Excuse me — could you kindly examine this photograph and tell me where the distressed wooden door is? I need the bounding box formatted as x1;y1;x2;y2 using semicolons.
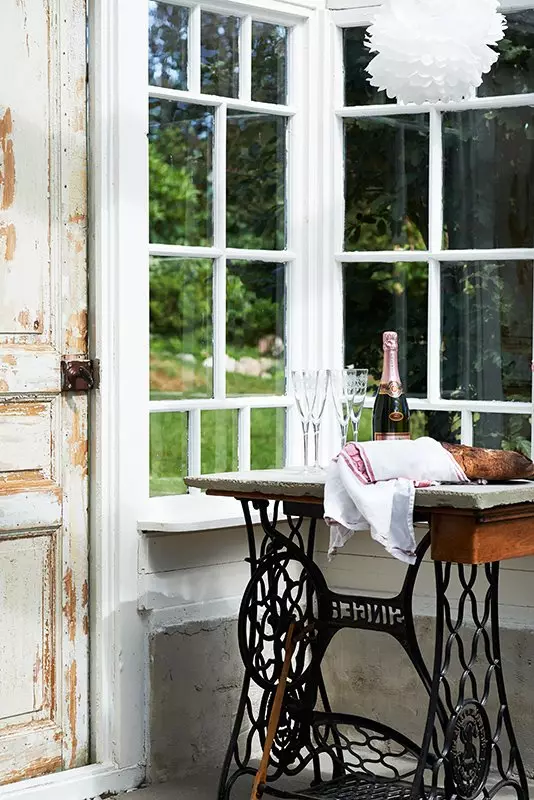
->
0;0;89;783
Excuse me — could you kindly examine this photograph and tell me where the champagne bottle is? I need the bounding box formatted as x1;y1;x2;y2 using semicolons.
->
372;331;410;441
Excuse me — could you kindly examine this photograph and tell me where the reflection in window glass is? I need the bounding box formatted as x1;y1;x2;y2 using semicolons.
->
251;408;285;469
201;410;238;473
474;414;531;456
410;411;461;443
201;12;240;97
150;412;188;496
148;2;188;90
149;100;214;246
443;108;534;249
227;111;286;249
479;11;534;97
149;258;213;399
343;28;394;107
251;22;287;104
343;263;428;397
226;262;286;396
344;115;429;251
441;262;533;402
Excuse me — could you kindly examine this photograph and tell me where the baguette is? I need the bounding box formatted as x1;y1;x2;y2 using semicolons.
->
441;442;534;481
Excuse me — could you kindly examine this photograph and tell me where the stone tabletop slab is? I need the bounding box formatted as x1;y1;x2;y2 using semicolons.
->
185;469;326;499
184;468;534;511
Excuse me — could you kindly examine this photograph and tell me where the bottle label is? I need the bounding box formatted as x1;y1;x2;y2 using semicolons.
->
389;411;404;422
374;433;411;441
378;380;403;398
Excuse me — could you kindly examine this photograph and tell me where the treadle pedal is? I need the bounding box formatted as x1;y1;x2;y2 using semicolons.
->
291;774;416;800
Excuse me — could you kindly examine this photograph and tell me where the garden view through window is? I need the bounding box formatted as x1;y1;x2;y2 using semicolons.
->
149;2;534;496
149;1;289;495
342;9;534;453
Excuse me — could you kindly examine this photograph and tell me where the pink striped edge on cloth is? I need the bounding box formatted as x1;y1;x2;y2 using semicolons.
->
323;437;468;564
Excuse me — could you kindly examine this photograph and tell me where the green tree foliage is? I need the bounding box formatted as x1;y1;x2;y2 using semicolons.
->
149;8;534;452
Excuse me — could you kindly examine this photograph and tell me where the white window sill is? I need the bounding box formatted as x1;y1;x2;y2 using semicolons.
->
137;493;262;534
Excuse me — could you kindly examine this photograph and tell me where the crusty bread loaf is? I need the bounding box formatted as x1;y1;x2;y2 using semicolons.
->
441;442;534;481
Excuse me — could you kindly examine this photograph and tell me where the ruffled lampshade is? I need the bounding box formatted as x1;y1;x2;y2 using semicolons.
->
365;0;507;104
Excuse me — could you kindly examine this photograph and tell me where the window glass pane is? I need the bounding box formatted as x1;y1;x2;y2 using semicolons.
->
479;11;534;97
251;408;285;469
201;410;238;473
201;12;240;97
150;412;188;496
410;411;461;443
343;263;428;397
443;108;534;249
474;414;531;456
344;115;429;251
150;258;213;399
356;408;373;442
343;28;394;107
148;2;188;90
441;262;533;402
226;261;285;396
252;22;287;104
227;112;286;249
149;100;213;246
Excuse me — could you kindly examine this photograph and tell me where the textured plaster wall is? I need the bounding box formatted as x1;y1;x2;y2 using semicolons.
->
148;613;534;783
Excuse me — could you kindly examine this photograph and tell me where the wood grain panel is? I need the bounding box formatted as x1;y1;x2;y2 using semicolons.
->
0;483;61;532
0;401;51;473
0;350;59;394
0;532;55;723
430;505;534;564
0;2;50;338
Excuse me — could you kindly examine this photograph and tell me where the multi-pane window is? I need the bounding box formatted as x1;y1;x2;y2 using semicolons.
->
148;1;292;495
339;7;534;455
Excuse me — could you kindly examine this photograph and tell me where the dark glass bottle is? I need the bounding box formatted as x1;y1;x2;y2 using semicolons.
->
372;331;410;440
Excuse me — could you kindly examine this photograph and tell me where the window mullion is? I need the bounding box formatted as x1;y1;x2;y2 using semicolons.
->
240;16;252;101
461;410;474;447
238;407;251;470
188;409;202;493
213;101;227;399
531;283;534;459
189;5;202;93
427;107;442;405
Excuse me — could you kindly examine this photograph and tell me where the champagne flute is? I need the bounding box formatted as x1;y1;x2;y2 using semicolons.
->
329;369;356;450
308;370;329;471
346;368;368;442
291;370;312;469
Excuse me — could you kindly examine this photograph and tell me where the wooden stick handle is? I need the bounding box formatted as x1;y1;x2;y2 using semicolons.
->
250;622;296;800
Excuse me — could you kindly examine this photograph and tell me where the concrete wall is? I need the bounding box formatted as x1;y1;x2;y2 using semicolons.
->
142;521;534;784
149;618;242;783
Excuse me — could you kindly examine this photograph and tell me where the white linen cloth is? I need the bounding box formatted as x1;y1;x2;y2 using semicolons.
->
323;437;468;564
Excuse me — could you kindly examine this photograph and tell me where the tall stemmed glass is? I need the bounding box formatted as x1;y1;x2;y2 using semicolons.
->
329;369;356;450
291;370;312;469
292;370;328;470
309;370;329;471
347;368;369;442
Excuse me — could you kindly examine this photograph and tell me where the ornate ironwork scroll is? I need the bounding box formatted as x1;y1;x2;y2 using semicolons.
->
217;499;529;800
412;561;529;800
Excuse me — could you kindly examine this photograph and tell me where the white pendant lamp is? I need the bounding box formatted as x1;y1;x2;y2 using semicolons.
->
365;0;507;105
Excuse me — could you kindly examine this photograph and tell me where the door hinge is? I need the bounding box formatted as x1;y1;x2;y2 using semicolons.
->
61;359;100;392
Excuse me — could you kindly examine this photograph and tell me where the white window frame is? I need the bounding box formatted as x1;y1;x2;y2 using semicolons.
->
328;0;534;456
148;0;331;488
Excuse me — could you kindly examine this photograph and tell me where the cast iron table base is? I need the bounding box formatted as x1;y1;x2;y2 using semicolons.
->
216;497;529;800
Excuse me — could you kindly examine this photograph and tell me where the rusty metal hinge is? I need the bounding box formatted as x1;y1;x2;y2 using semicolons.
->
61;359;99;392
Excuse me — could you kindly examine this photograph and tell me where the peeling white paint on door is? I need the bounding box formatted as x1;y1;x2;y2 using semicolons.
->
0;0;89;785
0;402;51;473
